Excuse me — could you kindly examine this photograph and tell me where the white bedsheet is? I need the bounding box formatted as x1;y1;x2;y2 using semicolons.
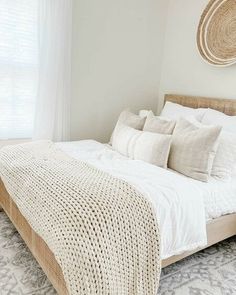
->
56;140;236;259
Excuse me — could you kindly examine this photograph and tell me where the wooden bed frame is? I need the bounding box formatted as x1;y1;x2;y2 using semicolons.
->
1;94;236;295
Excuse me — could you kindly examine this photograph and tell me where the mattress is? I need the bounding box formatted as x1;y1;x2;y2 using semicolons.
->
57;140;236;259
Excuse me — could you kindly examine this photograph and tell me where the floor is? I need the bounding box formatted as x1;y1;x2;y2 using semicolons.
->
0;211;236;295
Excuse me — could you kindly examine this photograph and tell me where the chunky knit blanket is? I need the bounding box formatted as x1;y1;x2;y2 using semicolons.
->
0;141;160;295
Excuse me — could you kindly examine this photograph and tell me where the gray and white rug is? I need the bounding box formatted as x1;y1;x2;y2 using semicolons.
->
0;211;236;295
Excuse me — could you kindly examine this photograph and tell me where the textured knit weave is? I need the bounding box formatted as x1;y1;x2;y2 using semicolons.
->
0;141;160;295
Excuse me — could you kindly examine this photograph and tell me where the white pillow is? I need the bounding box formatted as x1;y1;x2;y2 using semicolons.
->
188;116;236;181
202;108;236;133
161;101;206;121
211;131;236;181
169;118;222;182
233;167;236;179
110;109;146;144
194;111;236;181
143;112;176;135
112;124;172;168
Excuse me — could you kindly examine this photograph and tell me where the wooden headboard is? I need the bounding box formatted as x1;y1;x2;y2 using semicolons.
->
164;94;236;116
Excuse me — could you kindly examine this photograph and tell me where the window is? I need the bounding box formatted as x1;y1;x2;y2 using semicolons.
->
0;0;38;139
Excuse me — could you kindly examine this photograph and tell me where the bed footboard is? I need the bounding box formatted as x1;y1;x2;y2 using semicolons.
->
162;213;236;267
0;179;69;295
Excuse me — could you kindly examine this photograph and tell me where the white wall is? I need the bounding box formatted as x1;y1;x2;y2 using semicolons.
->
71;0;169;142
158;0;236;112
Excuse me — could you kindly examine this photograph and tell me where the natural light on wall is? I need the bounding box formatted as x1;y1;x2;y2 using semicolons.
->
0;0;38;139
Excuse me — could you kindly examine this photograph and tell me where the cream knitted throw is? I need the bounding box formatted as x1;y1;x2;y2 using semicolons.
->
0;141;160;295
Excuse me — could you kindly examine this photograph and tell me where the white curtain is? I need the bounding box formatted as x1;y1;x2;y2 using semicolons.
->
0;0;38;140
33;0;72;141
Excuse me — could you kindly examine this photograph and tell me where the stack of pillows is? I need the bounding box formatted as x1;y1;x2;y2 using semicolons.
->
110;102;236;182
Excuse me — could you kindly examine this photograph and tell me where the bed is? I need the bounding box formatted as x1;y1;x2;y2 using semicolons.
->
0;94;236;295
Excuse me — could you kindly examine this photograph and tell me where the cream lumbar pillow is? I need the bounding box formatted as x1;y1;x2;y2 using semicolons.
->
112;124;172;168
112;124;139;157
110;109;146;144
143;112;176;135
168;118;222;182
133;131;172;168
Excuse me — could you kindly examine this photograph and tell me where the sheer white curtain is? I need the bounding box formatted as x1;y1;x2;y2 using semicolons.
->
33;0;72;141
0;0;38;140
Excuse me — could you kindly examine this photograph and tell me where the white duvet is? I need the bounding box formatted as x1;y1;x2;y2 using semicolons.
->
57;140;236;260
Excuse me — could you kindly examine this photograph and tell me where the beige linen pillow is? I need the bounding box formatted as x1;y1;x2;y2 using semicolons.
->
139;109;153;118
168;118;222;182
112;124;172;168
116;109;146;130
143;112;176;135
110;110;146;144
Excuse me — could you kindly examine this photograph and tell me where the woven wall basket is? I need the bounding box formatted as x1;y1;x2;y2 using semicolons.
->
197;0;236;66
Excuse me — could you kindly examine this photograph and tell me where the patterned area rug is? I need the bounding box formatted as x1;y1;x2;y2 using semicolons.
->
0;211;236;295
0;212;56;295
160;238;236;295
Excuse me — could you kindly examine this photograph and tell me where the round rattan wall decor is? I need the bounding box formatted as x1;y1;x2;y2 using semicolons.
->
197;0;236;66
